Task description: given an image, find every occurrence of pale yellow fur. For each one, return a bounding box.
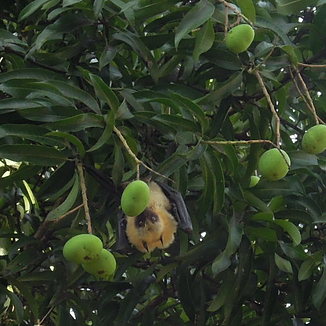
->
[126,182,178,253]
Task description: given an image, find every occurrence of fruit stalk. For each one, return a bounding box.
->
[77,162,92,234]
[218,0,254,26]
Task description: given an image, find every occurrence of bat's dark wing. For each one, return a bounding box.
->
[155,181,193,233]
[115,210,133,254]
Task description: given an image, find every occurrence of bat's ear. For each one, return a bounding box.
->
[115,211,133,254]
[155,181,193,233]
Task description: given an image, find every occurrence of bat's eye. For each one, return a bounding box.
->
[150,215,158,223]
[136,219,145,227]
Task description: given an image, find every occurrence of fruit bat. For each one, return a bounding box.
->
[116,181,193,253]
[83,166,192,254]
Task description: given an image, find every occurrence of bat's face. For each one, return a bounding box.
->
[134,209,164,236]
[125,182,178,253]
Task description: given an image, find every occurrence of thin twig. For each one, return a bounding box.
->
[77,162,92,234]
[37,306,55,325]
[229,15,241,29]
[113,126,172,182]
[224,5,229,36]
[289,68,318,124]
[203,139,277,147]
[218,0,254,26]
[293,66,321,125]
[34,204,84,240]
[253,70,281,147]
[298,63,326,68]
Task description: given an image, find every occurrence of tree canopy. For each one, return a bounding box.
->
[0,0,326,325]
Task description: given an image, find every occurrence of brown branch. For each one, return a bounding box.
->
[224,5,229,35]
[298,63,326,68]
[292,66,323,124]
[253,70,281,147]
[34,204,84,240]
[113,126,172,182]
[203,139,277,147]
[289,68,317,122]
[77,163,92,234]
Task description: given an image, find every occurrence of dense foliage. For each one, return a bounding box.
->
[1,0,326,325]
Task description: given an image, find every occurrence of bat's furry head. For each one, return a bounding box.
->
[134,209,164,234]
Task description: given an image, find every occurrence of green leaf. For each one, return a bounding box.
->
[45,174,80,221]
[246,226,278,242]
[112,139,125,186]
[89,74,120,113]
[22,180,37,205]
[0,144,67,166]
[205,150,225,213]
[274,219,301,246]
[175,0,215,48]
[0,285,24,323]
[199,72,243,105]
[268,195,284,212]
[87,110,115,152]
[113,31,156,68]
[193,19,215,61]
[243,191,271,212]
[276,0,318,15]
[0,68,61,83]
[152,114,198,132]
[237,0,256,22]
[94,0,105,17]
[250,212,274,221]
[18,0,50,21]
[207,274,235,312]
[212,217,242,275]
[32,14,90,51]
[44,114,104,132]
[0,124,61,146]
[0,98,43,111]
[255,17,292,45]
[0,165,41,188]
[298,259,315,281]
[50,80,101,114]
[281,45,299,65]
[275,253,293,273]
[312,266,326,309]
[46,131,86,157]
[157,152,188,177]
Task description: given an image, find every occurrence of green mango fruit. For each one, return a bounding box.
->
[82,249,116,280]
[258,149,291,181]
[121,180,150,216]
[302,124,326,154]
[225,24,255,54]
[249,175,260,188]
[63,234,103,264]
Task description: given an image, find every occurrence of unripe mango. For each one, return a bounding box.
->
[225,24,255,54]
[63,234,103,264]
[121,180,150,216]
[258,149,291,181]
[302,124,326,154]
[82,249,116,280]
[249,175,260,188]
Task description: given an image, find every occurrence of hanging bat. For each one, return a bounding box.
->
[116,180,193,253]
[83,166,192,254]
